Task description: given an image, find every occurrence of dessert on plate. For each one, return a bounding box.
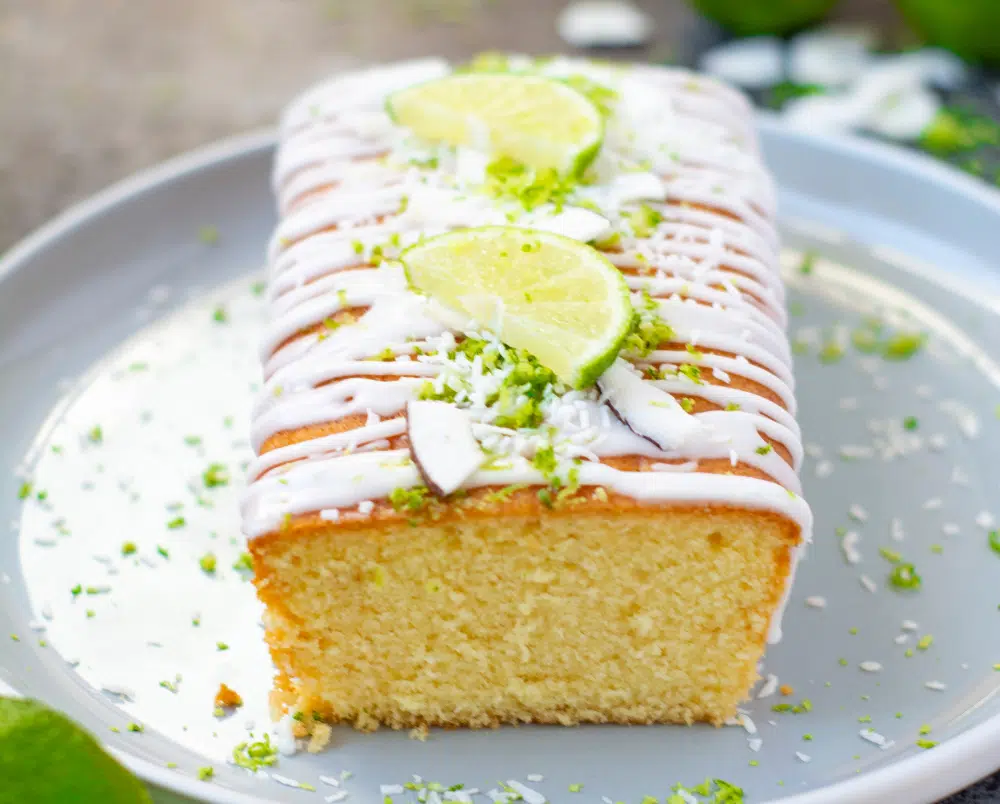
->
[242,54,812,739]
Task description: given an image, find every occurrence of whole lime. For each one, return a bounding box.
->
[0,697,151,804]
[895,0,1000,65]
[688,0,839,36]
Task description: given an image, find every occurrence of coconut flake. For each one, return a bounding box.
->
[860,660,882,673]
[860,574,877,593]
[757,674,779,699]
[796,751,812,763]
[841,530,862,565]
[925,680,947,691]
[860,729,894,749]
[748,737,763,752]
[557,0,653,48]
[805,596,827,609]
[522,206,611,243]
[699,37,784,90]
[596,359,702,451]
[505,781,546,804]
[407,400,484,496]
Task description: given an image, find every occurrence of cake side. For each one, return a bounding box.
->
[243,54,812,738]
[253,500,797,731]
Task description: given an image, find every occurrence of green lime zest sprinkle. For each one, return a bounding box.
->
[531,446,557,475]
[917,634,934,651]
[803,733,813,741]
[202,463,230,488]
[197,766,214,781]
[128,361,149,372]
[199,553,217,574]
[679,397,695,413]
[156,545,169,559]
[166,516,186,529]
[755,444,773,455]
[70,584,82,596]
[233,552,253,572]
[858,715,872,723]
[767,81,827,109]
[127,722,143,733]
[212,305,228,323]
[87,425,104,444]
[216,642,229,651]
[232,733,279,771]
[916,739,938,749]
[483,484,528,504]
[159,680,177,692]
[919,724,932,735]
[989,530,1000,555]
[622,307,674,357]
[625,204,664,238]
[121,542,137,556]
[198,225,219,245]
[184,435,202,446]
[389,486,429,512]
[484,156,579,212]
[17,482,32,500]
[879,547,902,563]
[537,487,554,509]
[888,562,921,590]
[251,280,267,297]
[883,332,926,360]
[818,341,844,364]
[903,416,919,431]
[569,783,584,793]
[799,251,816,275]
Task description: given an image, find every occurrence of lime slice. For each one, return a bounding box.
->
[386,73,604,175]
[401,227,634,388]
[0,697,151,803]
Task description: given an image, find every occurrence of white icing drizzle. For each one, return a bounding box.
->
[244,56,812,645]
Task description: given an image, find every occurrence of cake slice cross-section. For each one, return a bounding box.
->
[243,55,812,736]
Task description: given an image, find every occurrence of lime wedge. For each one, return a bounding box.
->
[386,73,604,175]
[0,697,152,803]
[401,227,634,388]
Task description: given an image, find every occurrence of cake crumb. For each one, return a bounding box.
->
[308,722,333,753]
[409,724,430,741]
[214,683,243,708]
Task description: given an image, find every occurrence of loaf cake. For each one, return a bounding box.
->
[243,55,812,737]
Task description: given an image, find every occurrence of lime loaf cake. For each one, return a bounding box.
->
[243,55,812,736]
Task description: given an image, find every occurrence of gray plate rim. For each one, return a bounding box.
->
[2,122,1000,804]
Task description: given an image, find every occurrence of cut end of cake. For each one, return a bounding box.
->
[253,494,799,732]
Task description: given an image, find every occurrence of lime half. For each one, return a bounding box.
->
[0,697,151,804]
[386,73,604,175]
[402,227,634,388]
